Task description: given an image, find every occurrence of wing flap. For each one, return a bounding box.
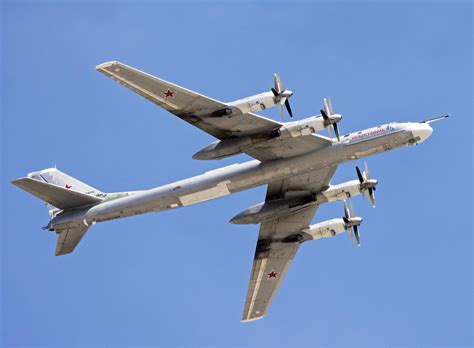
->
[11,178,103,209]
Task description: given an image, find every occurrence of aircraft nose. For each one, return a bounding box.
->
[412,123,433,144]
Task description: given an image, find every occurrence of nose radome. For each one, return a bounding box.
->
[412,123,433,144]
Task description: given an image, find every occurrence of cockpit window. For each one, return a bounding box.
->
[387,122,397,131]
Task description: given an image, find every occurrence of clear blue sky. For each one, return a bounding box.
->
[1,1,472,347]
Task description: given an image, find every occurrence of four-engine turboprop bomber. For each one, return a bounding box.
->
[11,61,448,322]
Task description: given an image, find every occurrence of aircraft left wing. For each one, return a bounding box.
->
[242,165,337,322]
[95,61,280,139]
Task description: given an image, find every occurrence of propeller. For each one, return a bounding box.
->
[320,97,342,141]
[355,162,378,208]
[342,199,363,246]
[271,73,293,118]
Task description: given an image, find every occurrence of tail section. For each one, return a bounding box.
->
[11,168,106,256]
[11,168,104,211]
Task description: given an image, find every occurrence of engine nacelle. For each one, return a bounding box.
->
[302,218,347,240]
[230,194,317,225]
[277,116,326,139]
[316,180,362,203]
[227,92,276,114]
[193,137,253,160]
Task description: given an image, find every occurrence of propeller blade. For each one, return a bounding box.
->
[274,73,283,93]
[368,188,376,208]
[271,87,279,98]
[349,198,355,217]
[364,161,370,180]
[354,225,361,246]
[320,109,329,120]
[355,166,364,183]
[323,98,331,116]
[278,103,283,117]
[343,201,353,243]
[284,99,293,118]
[327,97,334,114]
[333,122,340,141]
[344,200,350,219]
[327,125,333,138]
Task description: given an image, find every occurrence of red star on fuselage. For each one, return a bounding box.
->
[267,271,278,279]
[163,89,175,98]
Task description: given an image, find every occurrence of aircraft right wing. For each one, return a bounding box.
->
[241,165,337,322]
[241,206,316,322]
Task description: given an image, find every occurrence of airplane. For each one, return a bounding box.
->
[11,61,448,322]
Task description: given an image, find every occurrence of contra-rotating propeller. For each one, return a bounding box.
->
[355,162,378,208]
[271,73,293,118]
[343,199,363,246]
[320,97,342,141]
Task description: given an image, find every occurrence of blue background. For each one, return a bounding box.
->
[2,1,472,347]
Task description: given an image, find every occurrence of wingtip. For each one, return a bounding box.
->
[240,315,264,323]
[10,179,20,186]
[10,177,27,186]
[95,61,120,70]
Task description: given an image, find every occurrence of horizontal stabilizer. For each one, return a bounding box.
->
[11,177,103,210]
[55,225,90,256]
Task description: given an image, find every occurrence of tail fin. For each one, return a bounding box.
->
[11,168,104,256]
[11,168,104,211]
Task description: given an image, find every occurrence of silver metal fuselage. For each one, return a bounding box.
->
[51,122,432,230]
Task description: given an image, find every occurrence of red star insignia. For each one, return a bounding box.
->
[267,270,278,279]
[65,184,72,189]
[163,89,175,98]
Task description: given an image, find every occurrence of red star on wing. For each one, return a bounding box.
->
[267,270,278,279]
[65,184,72,189]
[163,89,175,98]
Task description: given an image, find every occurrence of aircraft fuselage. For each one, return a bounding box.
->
[50,121,432,230]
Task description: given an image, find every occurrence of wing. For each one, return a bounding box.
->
[241,165,337,322]
[95,61,280,139]
[95,61,332,162]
